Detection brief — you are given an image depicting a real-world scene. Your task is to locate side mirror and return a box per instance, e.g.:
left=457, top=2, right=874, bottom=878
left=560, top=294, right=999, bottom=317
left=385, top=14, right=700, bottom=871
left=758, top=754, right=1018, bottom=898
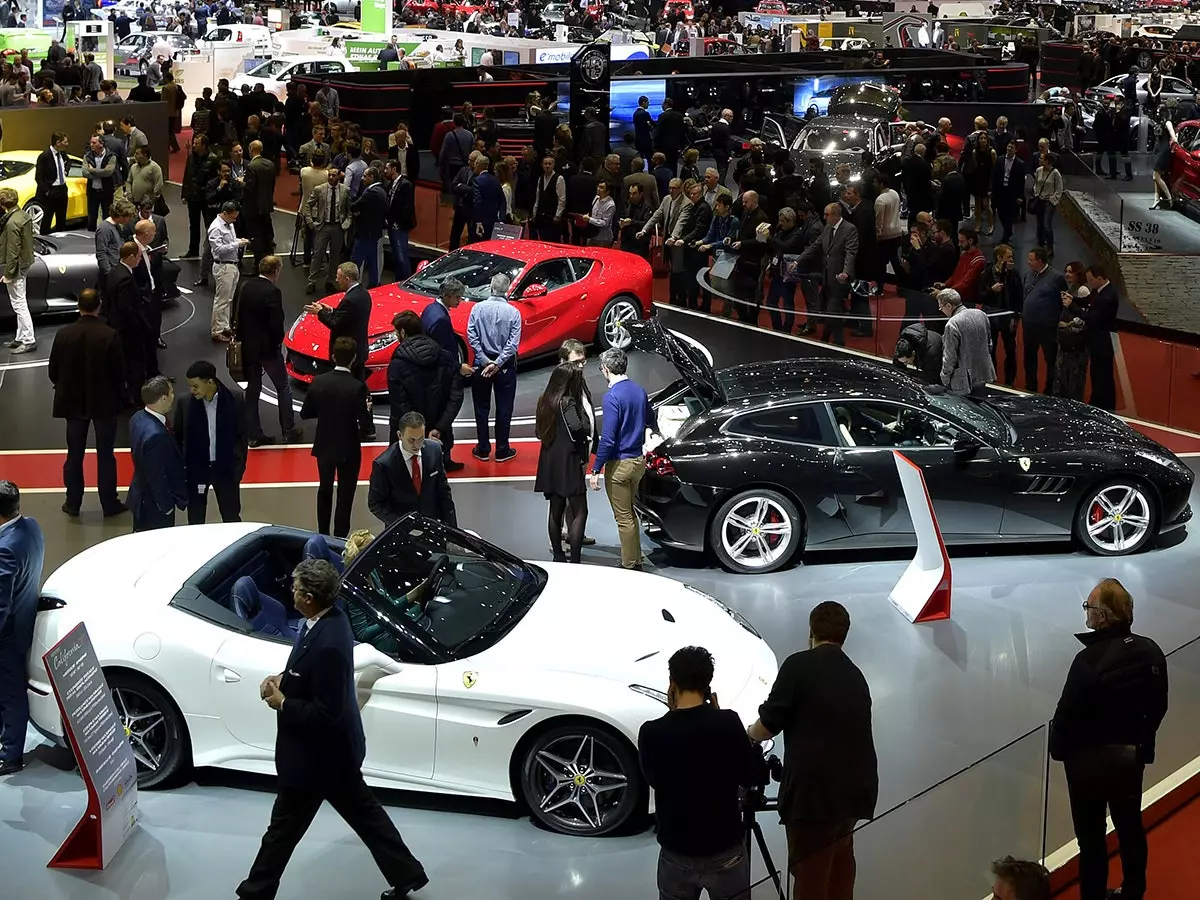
left=952, top=436, right=980, bottom=458
left=521, top=283, right=548, bottom=299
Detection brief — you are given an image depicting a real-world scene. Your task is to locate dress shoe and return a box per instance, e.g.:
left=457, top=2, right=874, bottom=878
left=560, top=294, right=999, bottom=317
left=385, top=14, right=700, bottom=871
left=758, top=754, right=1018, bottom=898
left=3, top=339, right=20, bottom=349
left=444, top=458, right=465, bottom=472
left=471, top=447, right=490, bottom=461
left=495, top=448, right=517, bottom=463
left=212, top=333, right=231, bottom=343
left=0, top=759, right=24, bottom=777
left=360, top=426, right=377, bottom=441
left=382, top=873, right=428, bottom=898
left=283, top=426, right=305, bottom=443
left=561, top=532, right=596, bottom=546
left=194, top=278, right=208, bottom=287
left=11, top=342, right=36, bottom=354
left=102, top=502, right=129, bottom=517
left=61, top=502, right=80, bottom=517
left=248, top=434, right=276, bottom=448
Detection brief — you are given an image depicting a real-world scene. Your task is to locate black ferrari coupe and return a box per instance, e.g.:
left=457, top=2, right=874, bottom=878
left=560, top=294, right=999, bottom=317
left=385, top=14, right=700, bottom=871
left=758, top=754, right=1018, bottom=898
left=633, top=320, right=1194, bottom=574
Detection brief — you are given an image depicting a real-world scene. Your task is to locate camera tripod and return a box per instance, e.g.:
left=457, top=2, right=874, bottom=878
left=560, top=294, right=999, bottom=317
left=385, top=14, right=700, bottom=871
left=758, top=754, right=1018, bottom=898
left=739, top=793, right=787, bottom=900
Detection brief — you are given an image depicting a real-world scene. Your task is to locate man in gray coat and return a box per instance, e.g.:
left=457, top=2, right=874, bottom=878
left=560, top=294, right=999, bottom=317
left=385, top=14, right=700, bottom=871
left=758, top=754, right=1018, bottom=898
left=937, top=289, right=995, bottom=394
left=798, top=203, right=858, bottom=346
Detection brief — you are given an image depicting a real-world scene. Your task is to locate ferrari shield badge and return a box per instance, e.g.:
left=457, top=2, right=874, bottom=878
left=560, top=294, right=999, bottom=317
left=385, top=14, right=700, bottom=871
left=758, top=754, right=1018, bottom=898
left=462, top=671, right=478, bottom=689
left=1018, top=457, right=1031, bottom=472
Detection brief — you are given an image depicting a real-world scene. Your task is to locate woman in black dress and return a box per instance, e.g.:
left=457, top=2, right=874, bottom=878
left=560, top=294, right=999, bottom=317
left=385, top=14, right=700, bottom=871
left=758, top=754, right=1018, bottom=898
left=535, top=363, right=591, bottom=563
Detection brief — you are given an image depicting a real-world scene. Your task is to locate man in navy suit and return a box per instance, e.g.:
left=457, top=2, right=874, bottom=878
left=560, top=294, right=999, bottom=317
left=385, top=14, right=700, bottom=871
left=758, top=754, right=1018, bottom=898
left=348, top=167, right=387, bottom=288
left=368, top=412, right=457, bottom=527
left=472, top=157, right=507, bottom=242
left=239, top=559, right=428, bottom=900
left=128, top=375, right=188, bottom=532
left=419, top=278, right=470, bottom=472
left=0, top=481, right=45, bottom=776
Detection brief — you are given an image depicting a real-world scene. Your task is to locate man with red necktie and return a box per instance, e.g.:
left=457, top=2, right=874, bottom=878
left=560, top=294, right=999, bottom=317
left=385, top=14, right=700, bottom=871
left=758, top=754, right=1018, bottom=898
left=367, top=411, right=457, bottom=528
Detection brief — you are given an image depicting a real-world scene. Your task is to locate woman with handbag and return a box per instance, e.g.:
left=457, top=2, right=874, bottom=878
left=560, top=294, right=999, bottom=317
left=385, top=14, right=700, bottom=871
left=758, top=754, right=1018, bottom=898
left=534, top=363, right=591, bottom=564
left=1031, top=152, right=1063, bottom=259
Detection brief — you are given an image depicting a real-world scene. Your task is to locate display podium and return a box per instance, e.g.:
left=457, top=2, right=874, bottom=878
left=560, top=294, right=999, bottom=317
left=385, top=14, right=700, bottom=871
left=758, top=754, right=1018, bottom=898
left=887, top=451, right=952, bottom=623
left=42, top=623, right=140, bottom=870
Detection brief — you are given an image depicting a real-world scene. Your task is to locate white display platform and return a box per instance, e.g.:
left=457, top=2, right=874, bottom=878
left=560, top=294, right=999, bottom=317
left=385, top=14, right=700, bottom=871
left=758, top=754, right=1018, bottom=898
left=887, top=450, right=952, bottom=624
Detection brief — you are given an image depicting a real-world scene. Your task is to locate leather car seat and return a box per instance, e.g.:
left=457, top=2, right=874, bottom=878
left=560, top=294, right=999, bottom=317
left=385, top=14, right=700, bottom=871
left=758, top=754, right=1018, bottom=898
left=231, top=576, right=293, bottom=639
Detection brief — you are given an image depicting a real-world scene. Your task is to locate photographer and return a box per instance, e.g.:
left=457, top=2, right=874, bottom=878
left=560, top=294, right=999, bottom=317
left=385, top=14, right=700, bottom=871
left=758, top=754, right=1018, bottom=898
left=747, top=602, right=878, bottom=900
left=639, top=646, right=761, bottom=900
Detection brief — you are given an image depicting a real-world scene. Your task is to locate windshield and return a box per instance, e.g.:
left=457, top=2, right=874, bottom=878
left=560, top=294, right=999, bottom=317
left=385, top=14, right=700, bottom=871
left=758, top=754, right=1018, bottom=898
left=798, top=126, right=869, bottom=152
left=923, top=390, right=1011, bottom=445
left=252, top=58, right=291, bottom=76
left=403, top=249, right=525, bottom=300
left=345, top=519, right=545, bottom=657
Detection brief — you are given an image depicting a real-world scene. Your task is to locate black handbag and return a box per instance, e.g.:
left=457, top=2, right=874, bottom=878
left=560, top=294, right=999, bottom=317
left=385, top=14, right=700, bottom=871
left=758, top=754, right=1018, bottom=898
left=226, top=281, right=244, bottom=381
left=153, top=195, right=170, bottom=217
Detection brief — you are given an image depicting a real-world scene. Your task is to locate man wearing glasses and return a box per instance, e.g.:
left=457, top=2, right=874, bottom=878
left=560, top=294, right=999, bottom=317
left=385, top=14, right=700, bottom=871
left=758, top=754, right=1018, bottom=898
left=1050, top=579, right=1168, bottom=900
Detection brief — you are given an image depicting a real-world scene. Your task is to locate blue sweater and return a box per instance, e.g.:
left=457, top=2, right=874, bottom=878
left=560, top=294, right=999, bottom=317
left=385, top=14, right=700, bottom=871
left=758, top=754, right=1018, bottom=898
left=593, top=378, right=658, bottom=473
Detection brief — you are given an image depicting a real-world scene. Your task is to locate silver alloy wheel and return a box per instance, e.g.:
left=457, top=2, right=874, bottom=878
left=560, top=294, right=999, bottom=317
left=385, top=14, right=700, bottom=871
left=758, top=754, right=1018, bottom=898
left=530, top=733, right=630, bottom=832
left=1085, top=484, right=1152, bottom=553
left=112, top=686, right=168, bottom=772
left=25, top=203, right=43, bottom=232
left=720, top=496, right=793, bottom=569
left=602, top=299, right=639, bottom=349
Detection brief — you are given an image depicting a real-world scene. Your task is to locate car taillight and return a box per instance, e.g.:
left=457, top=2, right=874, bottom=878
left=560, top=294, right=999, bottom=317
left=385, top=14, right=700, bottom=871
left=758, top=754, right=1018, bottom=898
left=645, top=449, right=676, bottom=476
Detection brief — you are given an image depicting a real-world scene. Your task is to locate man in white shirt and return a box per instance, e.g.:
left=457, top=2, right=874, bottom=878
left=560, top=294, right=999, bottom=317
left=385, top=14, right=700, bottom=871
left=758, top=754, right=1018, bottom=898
left=872, top=173, right=905, bottom=283
left=529, top=155, right=566, bottom=242
left=207, top=201, right=248, bottom=341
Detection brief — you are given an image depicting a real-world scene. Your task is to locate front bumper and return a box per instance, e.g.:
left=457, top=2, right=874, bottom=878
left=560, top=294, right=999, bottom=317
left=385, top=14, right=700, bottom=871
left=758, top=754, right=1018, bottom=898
left=1162, top=502, right=1192, bottom=533
left=285, top=349, right=389, bottom=394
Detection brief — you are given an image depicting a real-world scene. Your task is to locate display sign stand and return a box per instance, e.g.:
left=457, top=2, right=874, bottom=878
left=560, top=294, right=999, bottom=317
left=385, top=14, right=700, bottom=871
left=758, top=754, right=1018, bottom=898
left=887, top=451, right=952, bottom=623
left=43, top=623, right=141, bottom=870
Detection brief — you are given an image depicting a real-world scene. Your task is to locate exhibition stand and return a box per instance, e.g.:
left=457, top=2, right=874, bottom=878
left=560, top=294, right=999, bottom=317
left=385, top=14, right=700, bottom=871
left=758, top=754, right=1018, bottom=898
left=887, top=451, right=953, bottom=624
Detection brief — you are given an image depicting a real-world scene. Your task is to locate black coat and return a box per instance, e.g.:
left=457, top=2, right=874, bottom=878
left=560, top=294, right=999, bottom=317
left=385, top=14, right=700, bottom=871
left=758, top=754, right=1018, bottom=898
left=367, top=441, right=457, bottom=527
left=104, top=264, right=147, bottom=337
left=1049, top=625, right=1168, bottom=764
left=317, top=283, right=371, bottom=367
left=35, top=147, right=68, bottom=197
left=579, top=119, right=609, bottom=163
left=990, top=155, right=1026, bottom=208
left=235, top=275, right=284, bottom=364
left=900, top=156, right=933, bottom=215
left=654, top=108, right=688, bottom=153
left=758, top=644, right=879, bottom=824
left=350, top=183, right=388, bottom=241
left=275, top=605, right=367, bottom=788
left=386, top=176, right=416, bottom=231
left=48, top=315, right=125, bottom=420
left=386, top=335, right=463, bottom=441
left=243, top=155, right=276, bottom=216
left=300, top=367, right=372, bottom=464
left=936, top=171, right=969, bottom=224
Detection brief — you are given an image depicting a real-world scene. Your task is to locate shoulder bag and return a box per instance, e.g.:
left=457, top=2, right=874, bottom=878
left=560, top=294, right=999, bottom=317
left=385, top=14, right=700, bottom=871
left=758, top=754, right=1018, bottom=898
left=226, top=279, right=245, bottom=381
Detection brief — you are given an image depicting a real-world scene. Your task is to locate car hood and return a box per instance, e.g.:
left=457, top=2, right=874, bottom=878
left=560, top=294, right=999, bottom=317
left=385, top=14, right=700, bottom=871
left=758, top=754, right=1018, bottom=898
left=478, top=563, right=771, bottom=703
left=986, top=393, right=1165, bottom=455
left=286, top=284, right=448, bottom=360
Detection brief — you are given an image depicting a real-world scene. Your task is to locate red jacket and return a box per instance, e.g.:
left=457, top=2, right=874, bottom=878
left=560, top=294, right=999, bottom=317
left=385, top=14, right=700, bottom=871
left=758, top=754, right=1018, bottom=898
left=945, top=246, right=986, bottom=301
left=429, top=120, right=453, bottom=158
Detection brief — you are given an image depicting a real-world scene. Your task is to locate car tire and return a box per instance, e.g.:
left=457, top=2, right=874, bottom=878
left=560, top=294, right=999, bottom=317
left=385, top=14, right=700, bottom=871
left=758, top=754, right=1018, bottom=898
left=1075, top=479, right=1159, bottom=556
left=518, top=722, right=641, bottom=836
left=107, top=670, right=190, bottom=789
left=595, top=294, right=642, bottom=351
left=23, top=199, right=44, bottom=233
left=709, top=488, right=803, bottom=574
left=139, top=59, right=149, bottom=76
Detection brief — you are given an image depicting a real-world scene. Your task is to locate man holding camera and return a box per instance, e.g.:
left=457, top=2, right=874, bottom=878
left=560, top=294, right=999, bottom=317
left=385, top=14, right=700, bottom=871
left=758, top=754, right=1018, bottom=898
left=639, top=646, right=761, bottom=900
left=747, top=601, right=878, bottom=900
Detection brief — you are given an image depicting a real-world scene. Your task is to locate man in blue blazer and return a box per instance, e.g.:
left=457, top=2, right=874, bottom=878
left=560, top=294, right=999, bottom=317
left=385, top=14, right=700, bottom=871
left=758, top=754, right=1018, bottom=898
left=472, top=157, right=507, bottom=242
left=0, top=481, right=45, bottom=776
left=239, top=559, right=428, bottom=900
left=128, top=375, right=188, bottom=532
left=420, top=279, right=470, bottom=471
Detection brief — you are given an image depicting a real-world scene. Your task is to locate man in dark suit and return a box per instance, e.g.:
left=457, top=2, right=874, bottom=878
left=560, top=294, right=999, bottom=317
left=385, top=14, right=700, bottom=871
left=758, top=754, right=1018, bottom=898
left=238, top=255, right=303, bottom=447
left=306, top=260, right=372, bottom=384
left=840, top=184, right=878, bottom=337
left=798, top=203, right=859, bottom=346
left=106, top=241, right=150, bottom=407
left=472, top=158, right=507, bottom=243
left=1084, top=264, right=1119, bottom=411
left=300, top=337, right=373, bottom=537
left=709, top=109, right=734, bottom=187
left=420, top=279, right=469, bottom=470
left=384, top=161, right=416, bottom=281
left=243, top=139, right=277, bottom=269
left=747, top=601, right=878, bottom=900
left=238, top=558, right=428, bottom=900
left=0, top=481, right=45, bottom=777
left=173, top=360, right=248, bottom=525
left=128, top=375, right=188, bottom=532
left=936, top=157, right=969, bottom=226
left=34, top=131, right=71, bottom=235
left=368, top=412, right=457, bottom=527
left=48, top=288, right=127, bottom=518
left=387, top=311, right=462, bottom=449
left=653, top=98, right=688, bottom=171
left=900, top=144, right=934, bottom=226
left=135, top=198, right=179, bottom=306
left=991, top=140, right=1026, bottom=245
left=633, top=95, right=654, bottom=164
left=349, top=168, right=387, bottom=288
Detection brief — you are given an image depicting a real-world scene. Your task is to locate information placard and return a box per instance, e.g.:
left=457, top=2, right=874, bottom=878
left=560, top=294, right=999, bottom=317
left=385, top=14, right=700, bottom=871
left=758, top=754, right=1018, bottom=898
left=43, top=623, right=140, bottom=870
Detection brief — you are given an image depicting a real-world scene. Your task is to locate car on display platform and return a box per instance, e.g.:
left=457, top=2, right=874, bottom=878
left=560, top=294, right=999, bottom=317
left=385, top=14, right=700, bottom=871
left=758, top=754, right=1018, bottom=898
left=284, top=240, right=653, bottom=393
left=1132, top=23, right=1180, bottom=39
left=664, top=0, right=695, bottom=18
left=231, top=55, right=359, bottom=100
left=631, top=319, right=1194, bottom=574
left=113, top=31, right=198, bottom=76
left=26, top=517, right=778, bottom=837
left=0, top=150, right=87, bottom=231
left=199, top=23, right=273, bottom=55
left=0, top=232, right=105, bottom=321
left=754, top=0, right=790, bottom=13
left=1167, top=119, right=1200, bottom=215
left=1085, top=73, right=1196, bottom=108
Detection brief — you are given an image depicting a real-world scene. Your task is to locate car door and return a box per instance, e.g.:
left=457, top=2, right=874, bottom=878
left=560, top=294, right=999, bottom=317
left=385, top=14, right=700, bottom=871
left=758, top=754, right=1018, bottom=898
left=828, top=399, right=1005, bottom=539
left=1170, top=123, right=1200, bottom=201
left=356, top=652, right=438, bottom=781
left=511, top=257, right=582, bottom=356
left=64, top=155, right=87, bottom=221
left=210, top=630, right=293, bottom=751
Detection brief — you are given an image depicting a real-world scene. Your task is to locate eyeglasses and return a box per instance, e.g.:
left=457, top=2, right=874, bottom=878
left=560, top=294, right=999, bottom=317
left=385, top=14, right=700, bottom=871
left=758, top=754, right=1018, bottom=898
left=1082, top=603, right=1105, bottom=612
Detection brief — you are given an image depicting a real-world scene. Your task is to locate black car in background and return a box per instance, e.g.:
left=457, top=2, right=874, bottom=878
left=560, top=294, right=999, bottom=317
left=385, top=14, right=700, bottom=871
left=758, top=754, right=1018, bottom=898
left=632, top=319, right=1193, bottom=574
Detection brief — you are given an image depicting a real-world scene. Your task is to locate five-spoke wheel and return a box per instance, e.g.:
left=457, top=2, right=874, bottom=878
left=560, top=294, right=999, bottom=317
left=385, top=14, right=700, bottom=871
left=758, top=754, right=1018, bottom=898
left=710, top=489, right=802, bottom=574
left=107, top=671, right=189, bottom=788
left=1076, top=481, right=1157, bottom=556
left=597, top=296, right=641, bottom=351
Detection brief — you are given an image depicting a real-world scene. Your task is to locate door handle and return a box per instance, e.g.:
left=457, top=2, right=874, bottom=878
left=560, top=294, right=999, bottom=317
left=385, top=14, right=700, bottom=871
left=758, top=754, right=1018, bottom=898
left=218, top=667, right=241, bottom=683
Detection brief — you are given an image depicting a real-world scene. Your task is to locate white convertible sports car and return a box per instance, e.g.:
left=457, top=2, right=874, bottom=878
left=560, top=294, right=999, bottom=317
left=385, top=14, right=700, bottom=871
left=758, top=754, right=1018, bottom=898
left=27, top=518, right=777, bottom=836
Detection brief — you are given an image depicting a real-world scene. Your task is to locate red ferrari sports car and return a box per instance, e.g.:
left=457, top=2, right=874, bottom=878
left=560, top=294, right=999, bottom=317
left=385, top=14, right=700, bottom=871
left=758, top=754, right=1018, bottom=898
left=1168, top=120, right=1200, bottom=215
left=284, top=240, right=654, bottom=394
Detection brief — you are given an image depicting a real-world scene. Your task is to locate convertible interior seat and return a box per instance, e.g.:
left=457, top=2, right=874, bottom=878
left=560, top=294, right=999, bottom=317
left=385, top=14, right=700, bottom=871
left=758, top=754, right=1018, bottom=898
left=231, top=576, right=293, bottom=639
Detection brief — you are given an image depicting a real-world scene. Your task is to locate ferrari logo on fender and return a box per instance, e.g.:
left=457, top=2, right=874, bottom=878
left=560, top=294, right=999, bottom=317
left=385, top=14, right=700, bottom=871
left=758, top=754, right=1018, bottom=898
left=1018, top=457, right=1031, bottom=472
left=462, top=671, right=477, bottom=689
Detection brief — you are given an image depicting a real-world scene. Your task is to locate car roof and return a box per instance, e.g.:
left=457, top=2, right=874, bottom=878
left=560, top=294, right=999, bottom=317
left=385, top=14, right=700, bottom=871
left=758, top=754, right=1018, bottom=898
left=719, top=357, right=926, bottom=405
left=455, top=239, right=630, bottom=264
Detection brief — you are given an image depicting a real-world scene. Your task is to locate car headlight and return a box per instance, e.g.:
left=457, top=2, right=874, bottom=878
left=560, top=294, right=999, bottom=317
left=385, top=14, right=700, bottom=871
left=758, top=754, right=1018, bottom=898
left=629, top=684, right=668, bottom=705
left=1137, top=449, right=1187, bottom=473
left=684, top=585, right=761, bottom=638
left=367, top=332, right=398, bottom=354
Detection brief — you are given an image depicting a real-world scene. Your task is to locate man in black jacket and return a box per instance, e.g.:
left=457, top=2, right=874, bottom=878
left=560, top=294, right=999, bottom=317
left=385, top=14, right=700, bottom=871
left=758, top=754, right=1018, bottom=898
left=48, top=288, right=126, bottom=517
left=386, top=311, right=462, bottom=448
left=300, top=337, right=373, bottom=537
left=305, top=261, right=371, bottom=382
left=243, top=139, right=277, bottom=270
left=384, top=161, right=415, bottom=281
left=840, top=184, right=877, bottom=337
left=900, top=144, right=934, bottom=226
left=238, top=255, right=303, bottom=447
left=34, top=131, right=71, bottom=235
left=239, top=559, right=428, bottom=900
left=174, top=360, right=248, bottom=525
left=579, top=107, right=609, bottom=165
left=748, top=601, right=878, bottom=900
left=368, top=412, right=457, bottom=527
left=936, top=157, right=968, bottom=226
left=709, top=109, right=733, bottom=187
left=1084, top=264, right=1119, bottom=411
left=653, top=97, right=688, bottom=171
left=350, top=167, right=388, bottom=288
left=991, top=140, right=1026, bottom=245
left=105, top=241, right=150, bottom=407
left=1050, top=579, right=1167, bottom=900
left=729, top=190, right=769, bottom=325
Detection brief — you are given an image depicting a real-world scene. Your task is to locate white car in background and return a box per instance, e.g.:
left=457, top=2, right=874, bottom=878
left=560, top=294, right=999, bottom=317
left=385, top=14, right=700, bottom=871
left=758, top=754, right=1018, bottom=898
left=26, top=519, right=777, bottom=837
left=200, top=23, right=273, bottom=56
left=231, top=55, right=358, bottom=100
left=1133, top=24, right=1179, bottom=40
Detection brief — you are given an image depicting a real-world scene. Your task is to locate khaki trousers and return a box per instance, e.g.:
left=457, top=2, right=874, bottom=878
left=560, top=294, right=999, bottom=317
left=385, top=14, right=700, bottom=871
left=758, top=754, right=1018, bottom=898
left=212, top=261, right=238, bottom=336
left=603, top=457, right=646, bottom=569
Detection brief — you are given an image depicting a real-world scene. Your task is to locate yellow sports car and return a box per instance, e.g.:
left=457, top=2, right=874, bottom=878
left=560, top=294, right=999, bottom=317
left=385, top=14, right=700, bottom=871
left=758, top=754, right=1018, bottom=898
left=0, top=150, right=88, bottom=232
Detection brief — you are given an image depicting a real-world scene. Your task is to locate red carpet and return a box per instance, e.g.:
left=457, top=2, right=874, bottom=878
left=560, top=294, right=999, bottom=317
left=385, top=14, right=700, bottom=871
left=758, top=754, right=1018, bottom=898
left=1054, top=790, right=1200, bottom=899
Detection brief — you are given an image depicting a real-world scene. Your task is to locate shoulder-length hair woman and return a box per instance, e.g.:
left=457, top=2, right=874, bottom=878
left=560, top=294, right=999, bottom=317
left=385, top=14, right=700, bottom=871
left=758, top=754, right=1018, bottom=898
left=534, top=363, right=591, bottom=562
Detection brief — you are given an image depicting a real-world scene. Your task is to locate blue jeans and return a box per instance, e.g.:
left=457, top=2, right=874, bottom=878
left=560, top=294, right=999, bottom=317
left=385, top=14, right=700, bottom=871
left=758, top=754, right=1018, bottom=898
left=388, top=226, right=411, bottom=281
left=471, top=360, right=516, bottom=456
left=351, top=235, right=379, bottom=287
left=1036, top=201, right=1056, bottom=249
left=657, top=845, right=750, bottom=900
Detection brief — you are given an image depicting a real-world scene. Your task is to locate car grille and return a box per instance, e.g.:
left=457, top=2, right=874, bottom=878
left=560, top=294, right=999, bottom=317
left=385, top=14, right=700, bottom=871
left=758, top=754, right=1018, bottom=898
left=1015, top=475, right=1074, bottom=495
left=287, top=351, right=332, bottom=378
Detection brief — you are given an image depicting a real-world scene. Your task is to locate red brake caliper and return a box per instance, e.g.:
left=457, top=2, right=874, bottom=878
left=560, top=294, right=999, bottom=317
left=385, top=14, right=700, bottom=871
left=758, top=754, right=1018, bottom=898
left=766, top=509, right=781, bottom=547
left=1090, top=503, right=1104, bottom=525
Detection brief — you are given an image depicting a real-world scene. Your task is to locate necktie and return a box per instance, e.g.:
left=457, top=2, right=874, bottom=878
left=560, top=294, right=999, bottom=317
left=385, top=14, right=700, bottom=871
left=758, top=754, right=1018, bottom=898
left=293, top=620, right=308, bottom=649
left=55, top=151, right=64, bottom=185
left=411, top=453, right=422, bottom=496
left=328, top=185, right=337, bottom=224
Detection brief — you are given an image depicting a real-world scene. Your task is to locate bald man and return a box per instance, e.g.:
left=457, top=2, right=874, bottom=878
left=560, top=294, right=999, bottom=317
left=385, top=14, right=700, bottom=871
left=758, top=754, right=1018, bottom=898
left=131, top=219, right=163, bottom=375
left=244, top=138, right=277, bottom=269
left=711, top=108, right=734, bottom=186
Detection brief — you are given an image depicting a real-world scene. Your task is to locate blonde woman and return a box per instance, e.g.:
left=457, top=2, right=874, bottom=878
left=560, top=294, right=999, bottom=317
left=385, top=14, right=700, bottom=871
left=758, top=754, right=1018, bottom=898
left=496, top=157, right=516, bottom=222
